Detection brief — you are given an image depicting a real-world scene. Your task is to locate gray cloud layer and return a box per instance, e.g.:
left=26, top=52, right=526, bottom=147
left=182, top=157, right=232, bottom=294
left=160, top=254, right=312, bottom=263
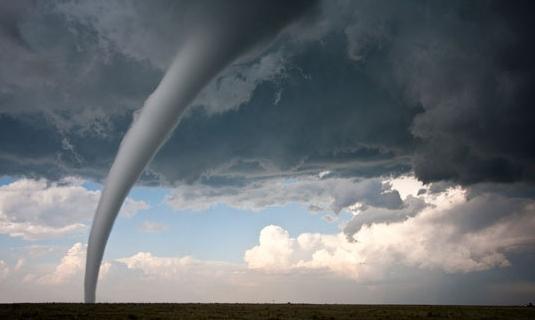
left=1, top=0, right=534, bottom=187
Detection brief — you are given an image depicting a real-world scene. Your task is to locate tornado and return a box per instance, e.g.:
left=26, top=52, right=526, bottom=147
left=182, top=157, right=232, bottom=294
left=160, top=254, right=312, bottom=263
left=84, top=0, right=316, bottom=303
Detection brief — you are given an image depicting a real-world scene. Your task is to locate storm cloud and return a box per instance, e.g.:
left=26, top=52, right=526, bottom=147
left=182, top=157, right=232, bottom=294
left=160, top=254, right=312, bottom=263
left=1, top=0, right=534, bottom=188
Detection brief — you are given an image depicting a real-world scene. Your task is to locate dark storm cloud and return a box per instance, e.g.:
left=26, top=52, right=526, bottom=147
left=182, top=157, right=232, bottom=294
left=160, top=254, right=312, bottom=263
left=354, top=0, right=535, bottom=184
left=0, top=1, right=34, bottom=46
left=343, top=195, right=426, bottom=236
left=0, top=0, right=534, bottom=187
left=151, top=36, right=419, bottom=183
left=0, top=1, right=162, bottom=121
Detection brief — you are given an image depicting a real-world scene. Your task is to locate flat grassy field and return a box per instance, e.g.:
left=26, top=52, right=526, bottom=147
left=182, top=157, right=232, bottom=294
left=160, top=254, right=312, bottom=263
left=1, top=303, right=534, bottom=320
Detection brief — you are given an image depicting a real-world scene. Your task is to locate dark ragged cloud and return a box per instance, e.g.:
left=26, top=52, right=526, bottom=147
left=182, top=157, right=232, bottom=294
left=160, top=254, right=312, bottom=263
left=152, top=37, right=419, bottom=184
left=347, top=0, right=535, bottom=184
left=167, top=176, right=403, bottom=213
left=0, top=0, right=534, bottom=188
left=342, top=195, right=426, bottom=236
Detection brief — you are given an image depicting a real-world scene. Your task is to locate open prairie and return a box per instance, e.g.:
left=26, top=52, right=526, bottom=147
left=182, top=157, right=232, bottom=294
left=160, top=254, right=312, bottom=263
left=1, top=303, right=534, bottom=320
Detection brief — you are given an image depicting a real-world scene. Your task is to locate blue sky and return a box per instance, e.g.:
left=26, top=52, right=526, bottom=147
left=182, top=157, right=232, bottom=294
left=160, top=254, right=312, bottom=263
left=0, top=176, right=342, bottom=263
left=107, top=191, right=342, bottom=263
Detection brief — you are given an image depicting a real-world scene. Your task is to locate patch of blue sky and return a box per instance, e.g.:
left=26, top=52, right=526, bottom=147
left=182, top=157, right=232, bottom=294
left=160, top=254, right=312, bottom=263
left=0, top=177, right=349, bottom=265
left=81, top=179, right=101, bottom=191
left=0, top=175, right=14, bottom=186
left=107, top=196, right=345, bottom=264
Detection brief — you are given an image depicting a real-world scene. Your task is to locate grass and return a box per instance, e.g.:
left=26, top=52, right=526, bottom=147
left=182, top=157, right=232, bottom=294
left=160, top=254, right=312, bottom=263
left=1, top=303, right=534, bottom=320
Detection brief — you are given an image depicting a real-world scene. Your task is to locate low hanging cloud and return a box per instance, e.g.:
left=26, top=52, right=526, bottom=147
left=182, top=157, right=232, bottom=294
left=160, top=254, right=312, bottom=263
left=342, top=195, right=426, bottom=236
left=167, top=176, right=402, bottom=213
left=0, top=178, right=148, bottom=239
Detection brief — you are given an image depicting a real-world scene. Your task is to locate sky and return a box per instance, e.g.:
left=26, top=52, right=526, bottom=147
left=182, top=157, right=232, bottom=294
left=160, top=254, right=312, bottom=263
left=0, top=0, right=535, bottom=304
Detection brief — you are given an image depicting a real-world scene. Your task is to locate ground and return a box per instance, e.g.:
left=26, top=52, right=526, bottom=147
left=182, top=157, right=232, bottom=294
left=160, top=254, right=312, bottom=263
left=1, top=303, right=534, bottom=319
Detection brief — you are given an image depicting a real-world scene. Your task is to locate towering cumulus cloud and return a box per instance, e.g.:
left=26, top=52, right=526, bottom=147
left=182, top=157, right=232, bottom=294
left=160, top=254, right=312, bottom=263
left=84, top=0, right=316, bottom=303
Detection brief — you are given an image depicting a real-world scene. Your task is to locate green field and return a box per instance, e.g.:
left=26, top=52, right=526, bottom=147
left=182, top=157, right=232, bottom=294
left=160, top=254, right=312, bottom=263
left=1, top=303, right=534, bottom=320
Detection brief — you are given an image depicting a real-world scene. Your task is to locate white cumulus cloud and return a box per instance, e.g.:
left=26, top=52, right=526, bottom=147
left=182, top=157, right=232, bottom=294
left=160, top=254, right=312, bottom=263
left=244, top=185, right=535, bottom=279
left=0, top=260, right=9, bottom=281
left=38, top=242, right=110, bottom=285
left=244, top=225, right=295, bottom=272
left=0, top=177, right=148, bottom=239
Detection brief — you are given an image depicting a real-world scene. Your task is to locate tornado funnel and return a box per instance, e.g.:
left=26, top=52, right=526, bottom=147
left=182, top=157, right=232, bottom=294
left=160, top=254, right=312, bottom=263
left=85, top=0, right=316, bottom=303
